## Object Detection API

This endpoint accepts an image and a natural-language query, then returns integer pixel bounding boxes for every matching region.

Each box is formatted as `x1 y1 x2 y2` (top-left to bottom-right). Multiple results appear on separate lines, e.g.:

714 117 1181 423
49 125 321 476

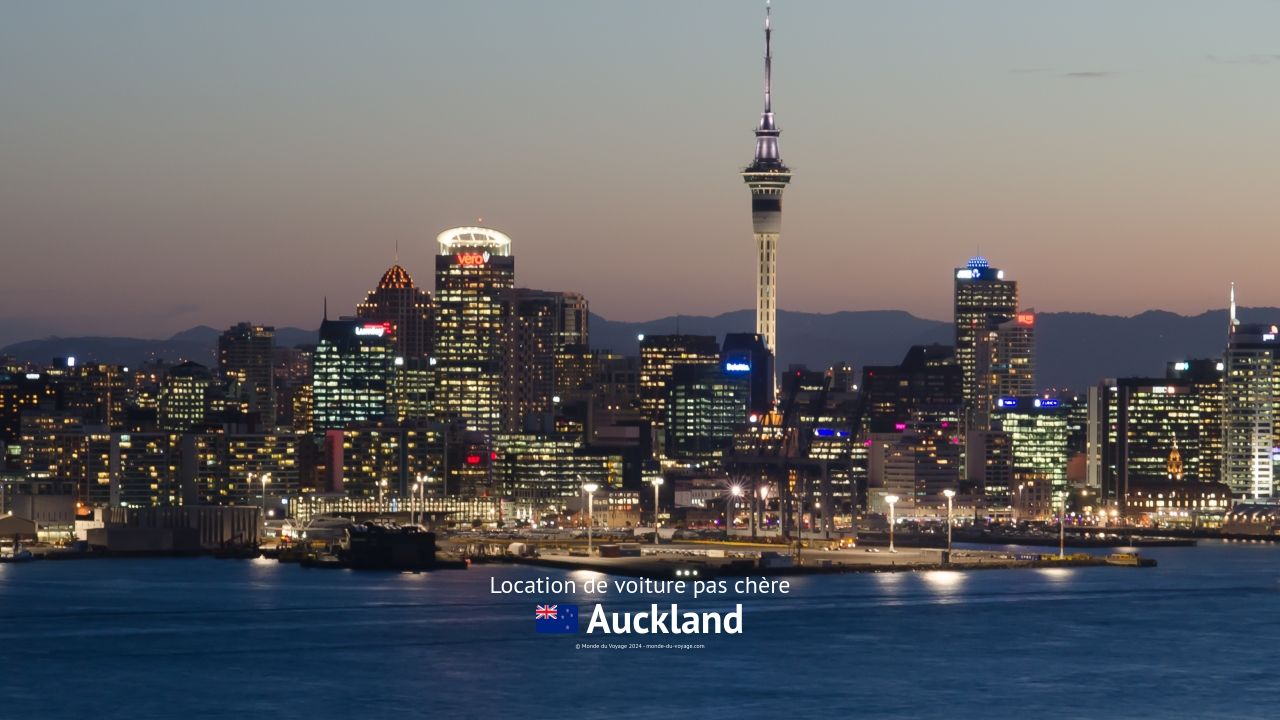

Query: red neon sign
1016 313 1035 326
456 252 489 267
465 454 482 465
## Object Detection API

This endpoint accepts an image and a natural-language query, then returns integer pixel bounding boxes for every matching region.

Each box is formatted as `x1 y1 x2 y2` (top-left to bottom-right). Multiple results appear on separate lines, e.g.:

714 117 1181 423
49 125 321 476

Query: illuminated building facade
953 257 1018 427
508 289 589 433
434 226 515 435
0 371 57 442
493 433 622 515
859 345 962 434
742 3 790 356
48 359 126 430
217 323 277 428
19 411 86 497
1089 378 1203 511
312 318 394 433
185 431 303 506
994 397 1068 519
975 311 1036 429
1222 292 1278 499
1167 358 1225 484
158 362 212 432
110 432 184 508
330 422 445 499
638 334 720 451
356 264 433 361
721 332 774 415
665 364 749 463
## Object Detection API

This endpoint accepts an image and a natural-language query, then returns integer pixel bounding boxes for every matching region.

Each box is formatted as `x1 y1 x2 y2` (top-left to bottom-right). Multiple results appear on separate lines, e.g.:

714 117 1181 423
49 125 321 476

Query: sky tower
743 1 791 359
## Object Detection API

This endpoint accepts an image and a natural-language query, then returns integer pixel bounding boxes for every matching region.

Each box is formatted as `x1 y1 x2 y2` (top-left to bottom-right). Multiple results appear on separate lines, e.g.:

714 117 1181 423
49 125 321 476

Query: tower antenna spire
764 0 772 115
1230 282 1239 333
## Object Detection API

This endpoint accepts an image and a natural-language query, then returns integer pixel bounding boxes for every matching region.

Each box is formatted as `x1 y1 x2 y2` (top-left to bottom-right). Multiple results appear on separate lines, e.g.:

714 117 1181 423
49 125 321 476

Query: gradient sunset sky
3 0 1280 341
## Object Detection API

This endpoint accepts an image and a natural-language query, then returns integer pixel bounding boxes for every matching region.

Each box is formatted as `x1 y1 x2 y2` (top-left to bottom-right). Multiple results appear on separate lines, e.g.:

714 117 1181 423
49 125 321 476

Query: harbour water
1 541 1276 719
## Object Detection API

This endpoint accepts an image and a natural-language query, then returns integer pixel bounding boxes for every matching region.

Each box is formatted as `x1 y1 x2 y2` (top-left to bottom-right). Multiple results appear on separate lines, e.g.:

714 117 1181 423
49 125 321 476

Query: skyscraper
974 310 1036 429
312 318 394 433
954 256 1018 426
742 2 791 358
434 226 515 435
356 264 433 361
638 334 721 449
1222 287 1279 499
508 289 589 433
217 323 277 428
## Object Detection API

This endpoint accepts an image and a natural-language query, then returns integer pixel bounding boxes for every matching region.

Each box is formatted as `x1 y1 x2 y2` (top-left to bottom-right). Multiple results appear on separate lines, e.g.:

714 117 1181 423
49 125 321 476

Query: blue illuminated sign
724 362 751 373
998 397 1018 408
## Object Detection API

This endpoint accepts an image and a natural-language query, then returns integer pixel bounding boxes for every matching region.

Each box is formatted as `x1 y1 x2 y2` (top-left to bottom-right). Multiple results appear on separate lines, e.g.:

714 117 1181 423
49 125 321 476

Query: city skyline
6 1 1280 341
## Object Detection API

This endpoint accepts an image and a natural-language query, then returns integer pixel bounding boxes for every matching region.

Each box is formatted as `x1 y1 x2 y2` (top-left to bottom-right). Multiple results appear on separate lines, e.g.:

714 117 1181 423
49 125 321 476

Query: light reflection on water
0 541 1275 720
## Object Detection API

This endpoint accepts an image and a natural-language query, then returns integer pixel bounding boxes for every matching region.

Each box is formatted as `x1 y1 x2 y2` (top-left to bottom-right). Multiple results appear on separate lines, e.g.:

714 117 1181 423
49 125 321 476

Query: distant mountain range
3 308 1274 392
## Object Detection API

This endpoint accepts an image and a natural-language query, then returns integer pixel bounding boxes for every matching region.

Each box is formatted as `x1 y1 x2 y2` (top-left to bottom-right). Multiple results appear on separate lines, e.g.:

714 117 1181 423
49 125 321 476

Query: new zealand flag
534 604 579 634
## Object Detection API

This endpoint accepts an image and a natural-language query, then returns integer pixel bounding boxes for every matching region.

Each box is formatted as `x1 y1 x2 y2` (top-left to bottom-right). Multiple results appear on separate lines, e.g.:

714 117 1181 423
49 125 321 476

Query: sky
3 0 1280 343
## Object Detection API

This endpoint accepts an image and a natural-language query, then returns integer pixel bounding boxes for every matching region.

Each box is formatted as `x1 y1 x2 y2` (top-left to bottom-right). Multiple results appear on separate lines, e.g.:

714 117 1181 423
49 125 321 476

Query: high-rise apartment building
218 323 277 428
157 362 212 432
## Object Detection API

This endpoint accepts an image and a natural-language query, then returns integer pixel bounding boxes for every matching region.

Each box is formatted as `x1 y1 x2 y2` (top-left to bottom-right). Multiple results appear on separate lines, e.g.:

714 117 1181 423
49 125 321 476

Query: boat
1105 552 1156 567
0 543 35 563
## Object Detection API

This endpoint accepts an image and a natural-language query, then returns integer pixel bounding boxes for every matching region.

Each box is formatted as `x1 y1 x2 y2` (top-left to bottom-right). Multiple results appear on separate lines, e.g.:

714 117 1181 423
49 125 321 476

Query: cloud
1063 71 1114 78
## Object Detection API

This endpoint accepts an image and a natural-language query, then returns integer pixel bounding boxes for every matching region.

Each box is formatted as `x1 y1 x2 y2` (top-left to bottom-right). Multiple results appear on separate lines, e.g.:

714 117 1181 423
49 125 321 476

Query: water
1 542 1277 719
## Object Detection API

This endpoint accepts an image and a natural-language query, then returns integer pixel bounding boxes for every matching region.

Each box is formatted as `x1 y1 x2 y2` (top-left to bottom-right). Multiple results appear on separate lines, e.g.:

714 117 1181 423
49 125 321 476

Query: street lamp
729 484 743 536
378 478 388 505
650 477 663 546
943 489 956 561
414 475 425 526
258 472 271 524
583 481 599 555
759 485 770 533
885 494 899 553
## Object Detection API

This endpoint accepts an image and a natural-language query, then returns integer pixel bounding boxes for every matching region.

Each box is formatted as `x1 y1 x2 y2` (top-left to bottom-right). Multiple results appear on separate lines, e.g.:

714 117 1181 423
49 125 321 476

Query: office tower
356 264 433 361
217 323 277 428
493 433 622 513
993 396 1068 519
859 345 962 434
868 424 960 511
638 334 720 442
434 226 515 435
965 429 1013 510
974 311 1036 429
157 362 212 431
391 357 434 422
1167 358 1225 485
665 364 749 462
1222 290 1279 499
721 333 774 415
742 3 791 357
954 257 1018 426
1089 378 1203 512
508 289 589 433
312 318 394 433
